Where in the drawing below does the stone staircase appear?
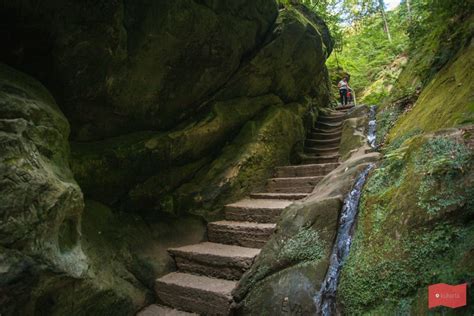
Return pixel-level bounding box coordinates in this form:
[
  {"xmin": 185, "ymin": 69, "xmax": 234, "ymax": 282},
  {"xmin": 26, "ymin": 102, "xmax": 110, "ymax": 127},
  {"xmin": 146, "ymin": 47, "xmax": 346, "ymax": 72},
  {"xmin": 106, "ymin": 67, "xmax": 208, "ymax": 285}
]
[{"xmin": 139, "ymin": 105, "xmax": 353, "ymax": 316}]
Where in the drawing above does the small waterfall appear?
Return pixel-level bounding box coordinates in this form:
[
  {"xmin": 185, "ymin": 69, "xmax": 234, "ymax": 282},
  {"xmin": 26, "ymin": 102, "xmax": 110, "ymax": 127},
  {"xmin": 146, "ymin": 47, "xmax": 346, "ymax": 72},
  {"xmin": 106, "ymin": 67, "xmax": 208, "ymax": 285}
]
[
  {"xmin": 367, "ymin": 105, "xmax": 377, "ymax": 148},
  {"xmin": 314, "ymin": 163, "xmax": 374, "ymax": 315}
]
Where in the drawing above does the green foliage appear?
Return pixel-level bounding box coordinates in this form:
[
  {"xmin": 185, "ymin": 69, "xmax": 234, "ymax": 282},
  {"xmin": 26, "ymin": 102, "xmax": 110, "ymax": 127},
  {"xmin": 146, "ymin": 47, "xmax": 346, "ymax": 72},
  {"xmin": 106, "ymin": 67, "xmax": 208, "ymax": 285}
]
[
  {"xmin": 340, "ymin": 223, "xmax": 461, "ymax": 313},
  {"xmin": 387, "ymin": 0, "xmax": 473, "ymax": 105},
  {"xmin": 326, "ymin": 7, "xmax": 409, "ymax": 103},
  {"xmin": 277, "ymin": 0, "xmax": 344, "ymax": 51},
  {"xmin": 382, "ymin": 128, "xmax": 421, "ymax": 152},
  {"xmin": 339, "ymin": 132, "xmax": 474, "ymax": 314},
  {"xmin": 376, "ymin": 108, "xmax": 402, "ymax": 144},
  {"xmin": 278, "ymin": 228, "xmax": 325, "ymax": 262},
  {"xmin": 414, "ymin": 137, "xmax": 472, "ymax": 214},
  {"xmin": 364, "ymin": 130, "xmax": 422, "ymax": 195}
]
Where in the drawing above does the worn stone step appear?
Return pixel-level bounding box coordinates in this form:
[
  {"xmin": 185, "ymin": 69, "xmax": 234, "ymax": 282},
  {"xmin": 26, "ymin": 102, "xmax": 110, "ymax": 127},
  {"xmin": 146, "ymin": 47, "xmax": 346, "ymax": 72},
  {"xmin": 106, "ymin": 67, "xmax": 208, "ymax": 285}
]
[
  {"xmin": 267, "ymin": 185, "xmax": 314, "ymax": 193},
  {"xmin": 275, "ymin": 163, "xmax": 340, "ymax": 177},
  {"xmin": 266, "ymin": 176, "xmax": 323, "ymax": 190},
  {"xmin": 225, "ymin": 198, "xmax": 292, "ymax": 223},
  {"xmin": 137, "ymin": 304, "xmax": 197, "ymax": 316},
  {"xmin": 168, "ymin": 242, "xmax": 260, "ymax": 280},
  {"xmin": 318, "ymin": 115, "xmax": 346, "ymax": 123},
  {"xmin": 208, "ymin": 221, "xmax": 276, "ymax": 248},
  {"xmin": 305, "ymin": 137, "xmax": 341, "ymax": 147},
  {"xmin": 155, "ymin": 272, "xmax": 236, "ymax": 315},
  {"xmin": 305, "ymin": 142, "xmax": 340, "ymax": 150},
  {"xmin": 315, "ymin": 121, "xmax": 343, "ymax": 129},
  {"xmin": 304, "ymin": 146, "xmax": 339, "ymax": 155},
  {"xmin": 335, "ymin": 105, "xmax": 355, "ymax": 111},
  {"xmin": 274, "ymin": 164, "xmax": 338, "ymax": 178},
  {"xmin": 250, "ymin": 192, "xmax": 309, "ymax": 200},
  {"xmin": 308, "ymin": 131, "xmax": 342, "ymax": 139},
  {"xmin": 301, "ymin": 154, "xmax": 340, "ymax": 164},
  {"xmin": 312, "ymin": 126, "xmax": 343, "ymax": 134}
]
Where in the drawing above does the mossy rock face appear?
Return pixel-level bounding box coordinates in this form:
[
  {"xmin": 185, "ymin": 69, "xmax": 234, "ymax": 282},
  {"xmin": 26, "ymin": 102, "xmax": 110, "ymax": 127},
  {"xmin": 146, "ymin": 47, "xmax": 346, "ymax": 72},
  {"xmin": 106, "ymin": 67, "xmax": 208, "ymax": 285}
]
[
  {"xmin": 173, "ymin": 103, "xmax": 310, "ymax": 220},
  {"xmin": 0, "ymin": 64, "xmax": 87, "ymax": 314},
  {"xmin": 69, "ymin": 4, "xmax": 333, "ymax": 220},
  {"xmin": 338, "ymin": 128, "xmax": 474, "ymax": 315},
  {"xmin": 1, "ymin": 0, "xmax": 279, "ymax": 140},
  {"xmin": 214, "ymin": 6, "xmax": 332, "ymax": 105},
  {"xmin": 388, "ymin": 46, "xmax": 474, "ymax": 141},
  {"xmin": 381, "ymin": 13, "xmax": 473, "ymax": 110},
  {"xmin": 70, "ymin": 94, "xmax": 282, "ymax": 206}
]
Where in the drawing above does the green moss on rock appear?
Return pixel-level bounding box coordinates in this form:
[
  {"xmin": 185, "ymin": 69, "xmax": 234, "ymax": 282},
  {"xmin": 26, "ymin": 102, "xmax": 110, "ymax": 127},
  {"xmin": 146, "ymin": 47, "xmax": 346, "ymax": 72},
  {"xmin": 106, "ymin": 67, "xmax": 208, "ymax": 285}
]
[
  {"xmin": 174, "ymin": 103, "xmax": 309, "ymax": 220},
  {"xmin": 389, "ymin": 46, "xmax": 474, "ymax": 141},
  {"xmin": 338, "ymin": 129, "xmax": 474, "ymax": 315},
  {"xmin": 278, "ymin": 228, "xmax": 325, "ymax": 262}
]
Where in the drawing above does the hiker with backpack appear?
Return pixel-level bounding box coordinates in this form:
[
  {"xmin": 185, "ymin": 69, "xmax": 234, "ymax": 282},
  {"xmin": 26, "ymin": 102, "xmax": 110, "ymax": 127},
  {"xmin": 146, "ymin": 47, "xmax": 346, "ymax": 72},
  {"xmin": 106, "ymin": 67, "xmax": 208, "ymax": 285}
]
[{"xmin": 338, "ymin": 77, "xmax": 350, "ymax": 106}]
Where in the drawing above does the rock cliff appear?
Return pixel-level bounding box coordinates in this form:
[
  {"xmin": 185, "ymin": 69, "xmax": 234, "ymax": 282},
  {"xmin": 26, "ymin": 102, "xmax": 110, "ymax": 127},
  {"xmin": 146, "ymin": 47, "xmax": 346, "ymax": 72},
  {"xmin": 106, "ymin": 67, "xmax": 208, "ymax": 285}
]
[{"xmin": 0, "ymin": 1, "xmax": 333, "ymax": 314}]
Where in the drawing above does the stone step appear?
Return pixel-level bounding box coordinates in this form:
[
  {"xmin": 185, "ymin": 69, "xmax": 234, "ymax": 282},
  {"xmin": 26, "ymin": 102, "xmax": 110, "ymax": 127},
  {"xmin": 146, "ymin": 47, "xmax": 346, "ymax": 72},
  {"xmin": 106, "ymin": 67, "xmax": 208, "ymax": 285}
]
[
  {"xmin": 312, "ymin": 126, "xmax": 343, "ymax": 134},
  {"xmin": 305, "ymin": 142, "xmax": 341, "ymax": 150},
  {"xmin": 305, "ymin": 137, "xmax": 341, "ymax": 147},
  {"xmin": 225, "ymin": 198, "xmax": 292, "ymax": 223},
  {"xmin": 318, "ymin": 114, "xmax": 346, "ymax": 123},
  {"xmin": 314, "ymin": 121, "xmax": 343, "ymax": 129},
  {"xmin": 308, "ymin": 131, "xmax": 342, "ymax": 140},
  {"xmin": 155, "ymin": 272, "xmax": 236, "ymax": 315},
  {"xmin": 304, "ymin": 146, "xmax": 339, "ymax": 155},
  {"xmin": 250, "ymin": 192, "xmax": 309, "ymax": 200},
  {"xmin": 168, "ymin": 242, "xmax": 260, "ymax": 280},
  {"xmin": 137, "ymin": 304, "xmax": 198, "ymax": 316},
  {"xmin": 275, "ymin": 163, "xmax": 340, "ymax": 177},
  {"xmin": 208, "ymin": 221, "xmax": 276, "ymax": 248},
  {"xmin": 301, "ymin": 154, "xmax": 340, "ymax": 164},
  {"xmin": 335, "ymin": 105, "xmax": 355, "ymax": 111},
  {"xmin": 266, "ymin": 176, "xmax": 323, "ymax": 189},
  {"xmin": 267, "ymin": 185, "xmax": 314, "ymax": 193}
]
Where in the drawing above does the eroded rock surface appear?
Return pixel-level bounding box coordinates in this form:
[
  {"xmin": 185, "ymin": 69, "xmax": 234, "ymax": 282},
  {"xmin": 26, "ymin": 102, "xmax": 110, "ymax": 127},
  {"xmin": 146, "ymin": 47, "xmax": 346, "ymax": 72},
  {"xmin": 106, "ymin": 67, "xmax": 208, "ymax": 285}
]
[{"xmin": 0, "ymin": 63, "xmax": 86, "ymax": 313}]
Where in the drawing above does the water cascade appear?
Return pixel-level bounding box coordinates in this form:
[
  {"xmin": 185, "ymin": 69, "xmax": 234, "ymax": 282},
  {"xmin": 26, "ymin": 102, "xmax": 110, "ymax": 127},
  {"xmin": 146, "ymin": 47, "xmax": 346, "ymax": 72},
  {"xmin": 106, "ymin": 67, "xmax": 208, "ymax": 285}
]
[
  {"xmin": 314, "ymin": 163, "xmax": 374, "ymax": 315},
  {"xmin": 367, "ymin": 105, "xmax": 377, "ymax": 148}
]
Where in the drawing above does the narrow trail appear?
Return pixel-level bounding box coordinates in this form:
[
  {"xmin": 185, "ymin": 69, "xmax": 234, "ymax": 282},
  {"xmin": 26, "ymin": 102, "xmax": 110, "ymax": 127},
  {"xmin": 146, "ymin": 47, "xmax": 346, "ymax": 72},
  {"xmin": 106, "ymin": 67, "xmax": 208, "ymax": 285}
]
[{"xmin": 139, "ymin": 105, "xmax": 355, "ymax": 316}]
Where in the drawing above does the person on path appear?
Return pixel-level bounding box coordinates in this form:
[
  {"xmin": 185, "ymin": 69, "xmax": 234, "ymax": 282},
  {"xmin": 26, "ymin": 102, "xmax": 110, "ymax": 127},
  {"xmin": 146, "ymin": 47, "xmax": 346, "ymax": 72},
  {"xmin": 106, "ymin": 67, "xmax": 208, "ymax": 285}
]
[{"xmin": 338, "ymin": 77, "xmax": 350, "ymax": 106}]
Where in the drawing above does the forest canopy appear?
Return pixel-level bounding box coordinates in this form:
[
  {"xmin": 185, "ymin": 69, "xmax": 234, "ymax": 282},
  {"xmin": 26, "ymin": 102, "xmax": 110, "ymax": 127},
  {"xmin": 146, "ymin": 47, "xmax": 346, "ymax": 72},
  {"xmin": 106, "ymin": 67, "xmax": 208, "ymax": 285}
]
[{"xmin": 280, "ymin": 0, "xmax": 473, "ymax": 104}]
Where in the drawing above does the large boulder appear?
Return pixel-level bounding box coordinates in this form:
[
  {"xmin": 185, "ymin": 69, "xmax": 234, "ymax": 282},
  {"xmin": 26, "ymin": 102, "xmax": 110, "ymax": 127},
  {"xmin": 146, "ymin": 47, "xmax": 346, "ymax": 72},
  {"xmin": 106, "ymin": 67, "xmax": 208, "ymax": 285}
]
[
  {"xmin": 2, "ymin": 0, "xmax": 278, "ymax": 140},
  {"xmin": 0, "ymin": 64, "xmax": 207, "ymax": 315},
  {"xmin": 69, "ymin": 4, "xmax": 334, "ymax": 220},
  {"xmin": 0, "ymin": 63, "xmax": 86, "ymax": 313}
]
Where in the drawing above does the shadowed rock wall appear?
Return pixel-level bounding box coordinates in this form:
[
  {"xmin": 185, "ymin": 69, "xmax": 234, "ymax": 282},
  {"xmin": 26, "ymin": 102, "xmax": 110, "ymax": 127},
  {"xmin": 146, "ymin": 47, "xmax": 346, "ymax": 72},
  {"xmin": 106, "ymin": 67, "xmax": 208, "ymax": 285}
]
[{"xmin": 0, "ymin": 1, "xmax": 334, "ymax": 315}]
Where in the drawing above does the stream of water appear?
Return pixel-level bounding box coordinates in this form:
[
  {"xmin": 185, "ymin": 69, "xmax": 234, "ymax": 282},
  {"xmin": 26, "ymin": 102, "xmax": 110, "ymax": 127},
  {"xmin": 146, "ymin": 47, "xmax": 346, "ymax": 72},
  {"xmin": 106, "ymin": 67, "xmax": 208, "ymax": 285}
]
[
  {"xmin": 313, "ymin": 163, "xmax": 374, "ymax": 315},
  {"xmin": 367, "ymin": 105, "xmax": 377, "ymax": 148}
]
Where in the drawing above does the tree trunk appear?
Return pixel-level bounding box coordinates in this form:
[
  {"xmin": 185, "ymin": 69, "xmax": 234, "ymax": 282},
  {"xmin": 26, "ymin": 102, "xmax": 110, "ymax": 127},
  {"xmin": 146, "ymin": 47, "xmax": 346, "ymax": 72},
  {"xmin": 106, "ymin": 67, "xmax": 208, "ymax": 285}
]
[
  {"xmin": 378, "ymin": 0, "xmax": 392, "ymax": 42},
  {"xmin": 406, "ymin": 0, "xmax": 412, "ymax": 21}
]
